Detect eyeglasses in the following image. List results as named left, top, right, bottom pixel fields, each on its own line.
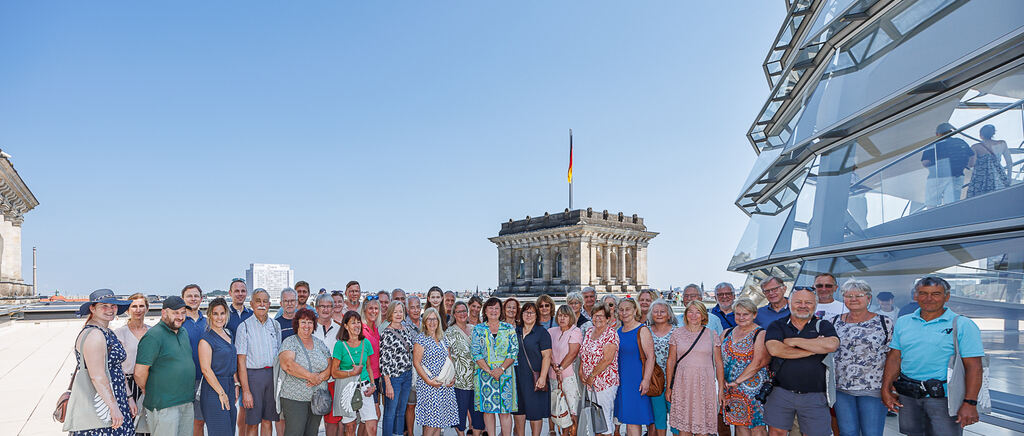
left=815, top=283, right=836, bottom=289
left=843, top=293, right=868, bottom=299
left=764, top=285, right=787, bottom=293
left=792, top=286, right=814, bottom=292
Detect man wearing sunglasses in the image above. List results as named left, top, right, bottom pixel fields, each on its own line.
left=813, top=273, right=848, bottom=322
left=756, top=276, right=792, bottom=328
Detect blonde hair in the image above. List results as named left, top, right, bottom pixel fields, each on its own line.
left=733, top=299, right=758, bottom=315
left=683, top=301, right=709, bottom=327
left=617, top=297, right=642, bottom=322
left=383, top=301, right=406, bottom=325
left=128, top=293, right=150, bottom=310
left=555, top=304, right=577, bottom=326
left=420, top=307, right=444, bottom=340
left=361, top=297, right=381, bottom=329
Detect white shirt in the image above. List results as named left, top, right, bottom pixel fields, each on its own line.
left=113, top=324, right=149, bottom=375
left=312, top=320, right=342, bottom=357
left=816, top=300, right=849, bottom=322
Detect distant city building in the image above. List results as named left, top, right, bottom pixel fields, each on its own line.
left=489, top=208, right=657, bottom=296
left=0, top=152, right=39, bottom=296
left=245, top=263, right=294, bottom=300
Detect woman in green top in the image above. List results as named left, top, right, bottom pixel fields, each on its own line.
left=331, top=311, right=378, bottom=436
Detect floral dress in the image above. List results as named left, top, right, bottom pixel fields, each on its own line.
left=722, top=328, right=767, bottom=428
left=444, top=325, right=476, bottom=391
left=72, top=325, right=135, bottom=436
left=579, top=326, right=620, bottom=392
left=471, top=322, right=519, bottom=413
left=833, top=314, right=892, bottom=396
left=414, top=334, right=459, bottom=427
left=967, top=144, right=1010, bottom=198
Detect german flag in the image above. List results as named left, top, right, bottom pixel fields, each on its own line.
left=567, top=129, right=574, bottom=184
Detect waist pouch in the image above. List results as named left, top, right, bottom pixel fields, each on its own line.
left=895, top=373, right=946, bottom=399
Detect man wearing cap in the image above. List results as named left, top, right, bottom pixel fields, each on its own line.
left=921, top=123, right=974, bottom=208
left=179, top=284, right=208, bottom=436
left=135, top=295, right=194, bottom=436
left=236, top=289, right=282, bottom=436
left=226, top=278, right=253, bottom=338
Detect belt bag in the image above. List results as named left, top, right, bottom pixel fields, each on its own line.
left=894, top=373, right=945, bottom=399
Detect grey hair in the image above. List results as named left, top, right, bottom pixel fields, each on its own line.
left=733, top=299, right=758, bottom=315
left=280, top=287, right=297, bottom=299
left=566, top=291, right=584, bottom=304
left=714, top=282, right=735, bottom=293
left=315, top=293, right=334, bottom=306
left=581, top=286, right=596, bottom=295
left=647, top=299, right=678, bottom=326
left=391, top=288, right=405, bottom=295
left=840, top=279, right=873, bottom=298
left=761, top=276, right=784, bottom=288
left=407, top=295, right=421, bottom=305
left=602, top=294, right=618, bottom=304
left=914, top=276, right=951, bottom=295
left=682, top=283, right=700, bottom=292
left=252, top=288, right=270, bottom=300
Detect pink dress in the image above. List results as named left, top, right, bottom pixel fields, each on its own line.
left=667, top=327, right=720, bottom=434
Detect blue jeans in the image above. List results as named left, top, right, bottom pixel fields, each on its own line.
left=382, top=370, right=412, bottom=436
left=834, top=391, right=887, bottom=436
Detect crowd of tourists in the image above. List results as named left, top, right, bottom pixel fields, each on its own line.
left=59, top=274, right=987, bottom=436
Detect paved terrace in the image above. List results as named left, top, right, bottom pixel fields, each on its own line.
left=1, top=318, right=1016, bottom=435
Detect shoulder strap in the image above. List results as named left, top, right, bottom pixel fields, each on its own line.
left=724, top=327, right=734, bottom=340
left=673, top=327, right=706, bottom=368
left=951, top=315, right=961, bottom=357
left=880, top=315, right=891, bottom=344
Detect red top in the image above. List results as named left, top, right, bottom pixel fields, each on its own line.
left=362, top=322, right=381, bottom=379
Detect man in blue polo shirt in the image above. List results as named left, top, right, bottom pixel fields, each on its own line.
left=756, top=276, right=792, bottom=327
left=226, top=278, right=253, bottom=337
left=882, top=276, right=984, bottom=435
left=275, top=287, right=298, bottom=340
left=180, top=284, right=208, bottom=436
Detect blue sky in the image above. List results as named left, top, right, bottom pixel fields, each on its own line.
left=0, top=1, right=784, bottom=295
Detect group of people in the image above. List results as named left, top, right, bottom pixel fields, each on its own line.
left=922, top=122, right=1015, bottom=208
left=64, top=273, right=986, bottom=436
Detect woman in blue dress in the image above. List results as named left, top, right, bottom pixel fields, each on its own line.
left=198, top=298, right=238, bottom=436
left=414, top=308, right=459, bottom=435
left=614, top=298, right=655, bottom=435
left=70, top=289, right=135, bottom=436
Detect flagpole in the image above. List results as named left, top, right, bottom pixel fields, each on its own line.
left=568, top=129, right=573, bottom=210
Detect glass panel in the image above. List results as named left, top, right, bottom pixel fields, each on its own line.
left=730, top=208, right=792, bottom=269
left=891, top=0, right=956, bottom=35
left=790, top=235, right=1024, bottom=394
left=803, top=0, right=859, bottom=45
left=774, top=64, right=1024, bottom=254
left=787, top=0, right=1024, bottom=149
left=740, top=146, right=786, bottom=196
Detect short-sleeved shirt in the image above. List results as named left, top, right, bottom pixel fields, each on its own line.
left=833, top=314, right=893, bottom=395
left=765, top=316, right=838, bottom=393
left=135, top=321, right=196, bottom=410
left=182, top=311, right=208, bottom=380
left=113, top=324, right=149, bottom=375
left=580, top=326, right=620, bottom=391
left=234, top=315, right=282, bottom=369
left=312, top=320, right=341, bottom=359
left=920, top=136, right=974, bottom=177
left=381, top=325, right=415, bottom=377
left=333, top=339, right=374, bottom=383
left=755, top=301, right=790, bottom=328
left=227, top=305, right=253, bottom=338
left=275, top=313, right=295, bottom=340
left=516, top=325, right=552, bottom=375
left=363, top=323, right=381, bottom=379
left=279, top=335, right=331, bottom=401
left=815, top=300, right=848, bottom=322
left=547, top=325, right=582, bottom=380
left=889, top=308, right=984, bottom=382
left=711, top=305, right=737, bottom=329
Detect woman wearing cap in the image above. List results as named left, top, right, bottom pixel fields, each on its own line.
left=113, top=293, right=150, bottom=434
left=68, top=290, right=136, bottom=436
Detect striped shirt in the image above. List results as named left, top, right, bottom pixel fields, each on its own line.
left=235, top=315, right=282, bottom=368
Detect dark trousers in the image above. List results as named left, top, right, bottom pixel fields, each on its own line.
left=896, top=395, right=962, bottom=436
left=279, top=397, right=323, bottom=436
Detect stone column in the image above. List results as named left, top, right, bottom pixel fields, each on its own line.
left=636, top=244, right=649, bottom=287
left=618, top=243, right=627, bottom=284
left=602, top=244, right=611, bottom=284
left=0, top=219, right=20, bottom=282
left=497, top=245, right=512, bottom=289
left=543, top=244, right=553, bottom=283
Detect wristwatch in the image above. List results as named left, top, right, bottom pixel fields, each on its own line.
left=963, top=399, right=978, bottom=406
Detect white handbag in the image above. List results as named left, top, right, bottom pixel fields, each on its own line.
left=431, top=339, right=456, bottom=385
left=946, top=316, right=991, bottom=415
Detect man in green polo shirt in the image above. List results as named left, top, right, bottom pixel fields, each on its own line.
left=135, top=295, right=194, bottom=436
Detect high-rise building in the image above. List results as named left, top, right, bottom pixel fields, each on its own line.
left=489, top=208, right=657, bottom=295
left=732, top=0, right=1023, bottom=429
left=245, top=263, right=294, bottom=300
